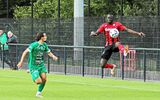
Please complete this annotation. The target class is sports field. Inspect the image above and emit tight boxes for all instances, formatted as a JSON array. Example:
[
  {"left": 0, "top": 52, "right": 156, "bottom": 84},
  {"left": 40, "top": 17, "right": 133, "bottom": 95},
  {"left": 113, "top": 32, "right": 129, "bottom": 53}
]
[{"left": 0, "top": 69, "right": 160, "bottom": 100}]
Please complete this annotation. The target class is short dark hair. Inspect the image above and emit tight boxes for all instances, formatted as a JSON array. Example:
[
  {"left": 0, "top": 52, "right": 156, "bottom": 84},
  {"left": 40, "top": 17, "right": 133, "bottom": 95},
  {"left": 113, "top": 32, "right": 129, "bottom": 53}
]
[{"left": 35, "top": 32, "right": 46, "bottom": 41}]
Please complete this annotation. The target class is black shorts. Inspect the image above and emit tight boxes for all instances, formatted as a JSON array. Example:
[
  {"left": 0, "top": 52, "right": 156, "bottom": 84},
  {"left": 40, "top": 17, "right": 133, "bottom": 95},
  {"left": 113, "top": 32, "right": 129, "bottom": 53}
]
[{"left": 101, "top": 43, "right": 119, "bottom": 60}]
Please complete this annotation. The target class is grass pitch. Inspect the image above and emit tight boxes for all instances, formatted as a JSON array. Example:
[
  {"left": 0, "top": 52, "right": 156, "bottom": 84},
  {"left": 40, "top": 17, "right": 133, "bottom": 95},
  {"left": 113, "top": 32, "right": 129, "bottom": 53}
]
[{"left": 0, "top": 69, "right": 160, "bottom": 100}]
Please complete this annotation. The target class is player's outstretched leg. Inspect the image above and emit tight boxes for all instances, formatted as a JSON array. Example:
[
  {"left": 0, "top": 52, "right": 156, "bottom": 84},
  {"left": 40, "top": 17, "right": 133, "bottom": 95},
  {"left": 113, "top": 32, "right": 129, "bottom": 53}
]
[
  {"left": 110, "top": 64, "right": 117, "bottom": 76},
  {"left": 124, "top": 45, "right": 129, "bottom": 56},
  {"left": 104, "top": 64, "right": 117, "bottom": 76},
  {"left": 118, "top": 44, "right": 129, "bottom": 56}
]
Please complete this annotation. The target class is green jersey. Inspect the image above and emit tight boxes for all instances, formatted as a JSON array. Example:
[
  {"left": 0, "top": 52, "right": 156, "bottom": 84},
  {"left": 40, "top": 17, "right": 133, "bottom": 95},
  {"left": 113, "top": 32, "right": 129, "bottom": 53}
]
[
  {"left": 0, "top": 33, "right": 8, "bottom": 50},
  {"left": 28, "top": 41, "right": 50, "bottom": 69}
]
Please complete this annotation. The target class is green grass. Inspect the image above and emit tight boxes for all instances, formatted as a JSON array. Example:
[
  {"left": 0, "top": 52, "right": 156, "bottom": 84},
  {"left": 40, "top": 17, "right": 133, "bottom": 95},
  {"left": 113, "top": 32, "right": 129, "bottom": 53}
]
[{"left": 0, "top": 69, "right": 160, "bottom": 100}]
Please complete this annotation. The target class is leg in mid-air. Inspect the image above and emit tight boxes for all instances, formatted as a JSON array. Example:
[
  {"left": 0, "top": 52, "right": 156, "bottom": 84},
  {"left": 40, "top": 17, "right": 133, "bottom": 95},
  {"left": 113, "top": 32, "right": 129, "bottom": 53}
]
[
  {"left": 100, "top": 58, "right": 108, "bottom": 68},
  {"left": 100, "top": 58, "right": 117, "bottom": 76},
  {"left": 116, "top": 42, "right": 129, "bottom": 56},
  {"left": 100, "top": 45, "right": 113, "bottom": 77},
  {"left": 100, "top": 46, "right": 111, "bottom": 68},
  {"left": 100, "top": 45, "right": 113, "bottom": 68},
  {"left": 100, "top": 43, "right": 129, "bottom": 77},
  {"left": 100, "top": 45, "right": 117, "bottom": 77},
  {"left": 104, "top": 63, "right": 117, "bottom": 76}
]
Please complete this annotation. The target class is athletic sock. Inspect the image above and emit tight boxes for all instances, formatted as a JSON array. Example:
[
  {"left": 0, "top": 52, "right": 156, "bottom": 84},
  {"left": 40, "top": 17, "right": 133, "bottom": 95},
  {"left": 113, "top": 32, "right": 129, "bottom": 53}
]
[
  {"left": 38, "top": 83, "right": 45, "bottom": 92},
  {"left": 118, "top": 44, "right": 124, "bottom": 53},
  {"left": 104, "top": 64, "right": 114, "bottom": 69}
]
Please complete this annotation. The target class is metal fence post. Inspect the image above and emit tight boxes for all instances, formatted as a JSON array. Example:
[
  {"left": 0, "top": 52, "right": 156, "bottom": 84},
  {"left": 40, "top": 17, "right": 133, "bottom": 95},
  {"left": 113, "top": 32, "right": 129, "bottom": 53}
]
[
  {"left": 101, "top": 67, "right": 104, "bottom": 78},
  {"left": 2, "top": 44, "right": 4, "bottom": 69},
  {"left": 82, "top": 48, "right": 85, "bottom": 77},
  {"left": 101, "top": 48, "right": 104, "bottom": 78},
  {"left": 16, "top": 44, "right": 18, "bottom": 69},
  {"left": 64, "top": 47, "right": 67, "bottom": 75},
  {"left": 47, "top": 55, "right": 50, "bottom": 73},
  {"left": 143, "top": 50, "right": 146, "bottom": 82},
  {"left": 121, "top": 53, "right": 124, "bottom": 80}
]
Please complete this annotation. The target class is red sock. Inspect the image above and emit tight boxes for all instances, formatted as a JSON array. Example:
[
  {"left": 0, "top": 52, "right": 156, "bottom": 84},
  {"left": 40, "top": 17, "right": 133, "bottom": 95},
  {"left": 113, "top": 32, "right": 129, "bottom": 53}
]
[
  {"left": 104, "top": 64, "right": 114, "bottom": 69},
  {"left": 118, "top": 44, "right": 124, "bottom": 52}
]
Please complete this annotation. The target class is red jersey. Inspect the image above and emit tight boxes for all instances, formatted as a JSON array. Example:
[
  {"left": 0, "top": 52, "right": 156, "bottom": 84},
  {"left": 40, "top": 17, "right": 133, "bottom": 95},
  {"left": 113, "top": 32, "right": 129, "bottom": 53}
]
[{"left": 97, "top": 22, "right": 126, "bottom": 46}]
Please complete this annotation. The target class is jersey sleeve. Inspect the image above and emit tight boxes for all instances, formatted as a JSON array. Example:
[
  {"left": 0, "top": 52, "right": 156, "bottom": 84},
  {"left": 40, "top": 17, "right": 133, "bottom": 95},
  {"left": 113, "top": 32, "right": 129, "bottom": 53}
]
[
  {"left": 117, "top": 22, "right": 126, "bottom": 31},
  {"left": 97, "top": 24, "right": 105, "bottom": 33}
]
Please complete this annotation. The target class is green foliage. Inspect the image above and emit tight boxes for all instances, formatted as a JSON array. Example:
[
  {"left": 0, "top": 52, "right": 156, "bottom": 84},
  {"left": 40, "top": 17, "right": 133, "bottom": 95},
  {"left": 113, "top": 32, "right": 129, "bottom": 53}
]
[
  {"left": 85, "top": 0, "right": 119, "bottom": 16},
  {"left": 87, "top": 0, "right": 158, "bottom": 16},
  {"left": 13, "top": 0, "right": 73, "bottom": 19},
  {"left": 4, "top": 0, "right": 160, "bottom": 18},
  {"left": 14, "top": 6, "right": 31, "bottom": 18},
  {"left": 122, "top": 0, "right": 158, "bottom": 16}
]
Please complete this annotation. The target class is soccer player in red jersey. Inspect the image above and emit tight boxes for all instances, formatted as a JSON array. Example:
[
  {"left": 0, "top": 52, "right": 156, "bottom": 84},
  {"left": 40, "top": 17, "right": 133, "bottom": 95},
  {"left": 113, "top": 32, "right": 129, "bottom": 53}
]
[{"left": 90, "top": 14, "right": 145, "bottom": 77}]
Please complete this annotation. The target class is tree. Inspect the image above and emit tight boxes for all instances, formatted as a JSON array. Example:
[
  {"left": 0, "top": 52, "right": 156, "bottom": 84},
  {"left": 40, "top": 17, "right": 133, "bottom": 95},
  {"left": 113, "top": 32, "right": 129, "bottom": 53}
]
[
  {"left": 13, "top": 0, "right": 73, "bottom": 19},
  {"left": 86, "top": 0, "right": 158, "bottom": 16},
  {"left": 121, "top": 0, "right": 158, "bottom": 16},
  {"left": 0, "top": 0, "right": 158, "bottom": 19},
  {"left": 0, "top": 0, "right": 37, "bottom": 18}
]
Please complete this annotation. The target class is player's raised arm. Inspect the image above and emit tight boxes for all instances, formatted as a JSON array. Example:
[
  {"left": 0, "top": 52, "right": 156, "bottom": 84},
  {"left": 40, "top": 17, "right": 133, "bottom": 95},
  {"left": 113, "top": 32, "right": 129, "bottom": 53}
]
[
  {"left": 17, "top": 48, "right": 29, "bottom": 68},
  {"left": 125, "top": 28, "right": 145, "bottom": 37},
  {"left": 90, "top": 31, "right": 100, "bottom": 36},
  {"left": 48, "top": 51, "right": 58, "bottom": 61}
]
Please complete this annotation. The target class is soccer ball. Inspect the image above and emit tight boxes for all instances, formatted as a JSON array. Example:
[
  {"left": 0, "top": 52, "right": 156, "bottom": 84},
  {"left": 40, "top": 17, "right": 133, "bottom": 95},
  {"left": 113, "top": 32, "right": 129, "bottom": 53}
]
[{"left": 109, "top": 28, "right": 119, "bottom": 38}]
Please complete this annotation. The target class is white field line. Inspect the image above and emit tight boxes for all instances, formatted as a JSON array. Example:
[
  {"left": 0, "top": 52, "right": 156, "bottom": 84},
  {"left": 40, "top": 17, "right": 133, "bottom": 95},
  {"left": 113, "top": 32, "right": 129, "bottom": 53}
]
[{"left": 0, "top": 74, "right": 160, "bottom": 92}]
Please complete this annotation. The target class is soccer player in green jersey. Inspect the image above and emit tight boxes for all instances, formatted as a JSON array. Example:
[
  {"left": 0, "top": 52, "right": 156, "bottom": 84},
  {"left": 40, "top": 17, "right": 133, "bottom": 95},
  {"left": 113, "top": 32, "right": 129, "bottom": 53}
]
[{"left": 17, "top": 32, "right": 58, "bottom": 98}]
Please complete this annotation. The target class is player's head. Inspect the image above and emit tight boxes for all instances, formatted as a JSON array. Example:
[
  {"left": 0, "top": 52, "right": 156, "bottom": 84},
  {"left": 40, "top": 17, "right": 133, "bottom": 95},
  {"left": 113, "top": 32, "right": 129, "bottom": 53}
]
[
  {"left": 7, "top": 31, "right": 13, "bottom": 38},
  {"left": 35, "top": 32, "right": 47, "bottom": 42},
  {"left": 105, "top": 14, "right": 114, "bottom": 24}
]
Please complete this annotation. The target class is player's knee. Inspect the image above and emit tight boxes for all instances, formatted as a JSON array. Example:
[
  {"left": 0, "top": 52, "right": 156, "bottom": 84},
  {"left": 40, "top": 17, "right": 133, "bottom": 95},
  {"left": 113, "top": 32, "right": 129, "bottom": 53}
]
[
  {"left": 100, "top": 63, "right": 105, "bottom": 68},
  {"left": 115, "top": 42, "right": 121, "bottom": 47},
  {"left": 42, "top": 78, "right": 47, "bottom": 83},
  {"left": 100, "top": 58, "right": 107, "bottom": 68},
  {"left": 36, "top": 81, "right": 42, "bottom": 84},
  {"left": 35, "top": 78, "right": 43, "bottom": 84}
]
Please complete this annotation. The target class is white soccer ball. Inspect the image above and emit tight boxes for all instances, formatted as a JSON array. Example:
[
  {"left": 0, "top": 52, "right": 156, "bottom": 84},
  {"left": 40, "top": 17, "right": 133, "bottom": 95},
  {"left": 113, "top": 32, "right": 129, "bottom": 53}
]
[{"left": 109, "top": 28, "right": 119, "bottom": 38}]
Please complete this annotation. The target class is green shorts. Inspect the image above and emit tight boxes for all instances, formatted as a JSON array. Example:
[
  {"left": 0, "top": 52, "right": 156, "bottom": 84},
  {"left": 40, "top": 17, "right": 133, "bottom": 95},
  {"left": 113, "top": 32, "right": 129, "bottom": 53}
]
[{"left": 30, "top": 67, "right": 47, "bottom": 81}]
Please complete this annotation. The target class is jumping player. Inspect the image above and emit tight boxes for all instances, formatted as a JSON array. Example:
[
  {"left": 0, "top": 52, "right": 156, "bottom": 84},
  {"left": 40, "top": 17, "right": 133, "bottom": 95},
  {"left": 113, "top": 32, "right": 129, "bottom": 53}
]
[
  {"left": 90, "top": 14, "right": 145, "bottom": 77},
  {"left": 17, "top": 32, "right": 58, "bottom": 98}
]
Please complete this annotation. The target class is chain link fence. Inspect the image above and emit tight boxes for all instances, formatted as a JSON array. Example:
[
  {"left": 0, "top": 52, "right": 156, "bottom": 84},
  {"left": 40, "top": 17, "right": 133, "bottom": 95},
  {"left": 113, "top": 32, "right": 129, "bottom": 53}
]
[
  {"left": 0, "top": 16, "right": 160, "bottom": 48},
  {"left": 0, "top": 44, "right": 160, "bottom": 82},
  {"left": 0, "top": 16, "right": 160, "bottom": 81}
]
